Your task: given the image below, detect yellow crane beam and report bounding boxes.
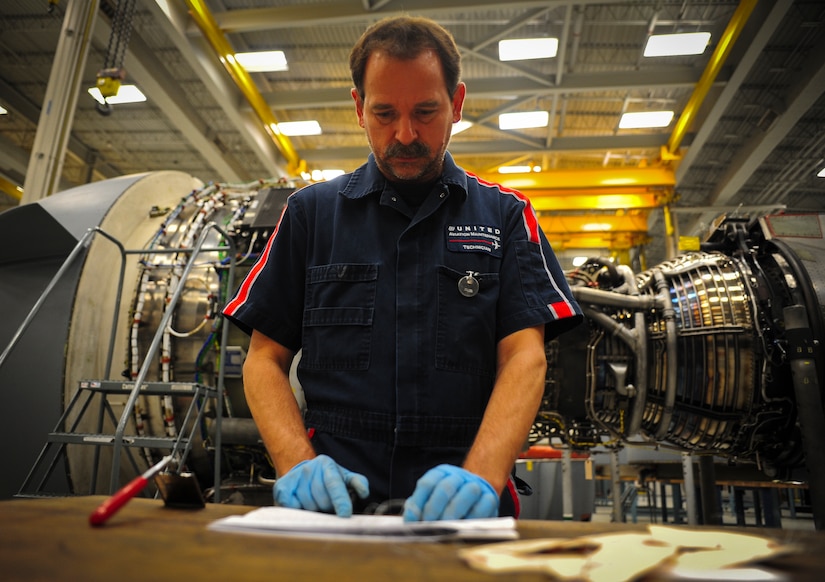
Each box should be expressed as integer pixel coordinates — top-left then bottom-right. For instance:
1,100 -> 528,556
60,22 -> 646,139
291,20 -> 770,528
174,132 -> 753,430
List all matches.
539,212 -> 651,251
185,0 -> 305,177
665,0 -> 758,158
0,175 -> 23,201
485,166 -> 675,192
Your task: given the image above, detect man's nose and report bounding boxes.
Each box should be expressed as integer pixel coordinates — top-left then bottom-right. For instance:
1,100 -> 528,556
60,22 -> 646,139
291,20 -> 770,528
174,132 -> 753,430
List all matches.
395,117 -> 418,145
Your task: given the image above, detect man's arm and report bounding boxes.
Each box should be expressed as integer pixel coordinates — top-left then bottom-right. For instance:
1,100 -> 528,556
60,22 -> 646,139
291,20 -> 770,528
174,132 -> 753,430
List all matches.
243,330 -> 370,515
462,324 -> 547,493
243,329 -> 314,476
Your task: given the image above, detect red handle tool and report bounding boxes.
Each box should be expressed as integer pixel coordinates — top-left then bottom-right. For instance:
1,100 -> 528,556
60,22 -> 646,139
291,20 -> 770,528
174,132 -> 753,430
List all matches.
88,455 -> 173,526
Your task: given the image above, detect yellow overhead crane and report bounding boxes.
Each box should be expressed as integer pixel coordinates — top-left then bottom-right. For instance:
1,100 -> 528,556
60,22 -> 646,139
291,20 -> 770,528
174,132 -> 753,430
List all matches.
482,0 -> 757,259
477,166 -> 675,254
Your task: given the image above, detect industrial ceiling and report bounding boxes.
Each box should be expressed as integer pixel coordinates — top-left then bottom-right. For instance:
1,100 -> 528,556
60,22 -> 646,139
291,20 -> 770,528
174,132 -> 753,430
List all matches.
0,0 -> 823,267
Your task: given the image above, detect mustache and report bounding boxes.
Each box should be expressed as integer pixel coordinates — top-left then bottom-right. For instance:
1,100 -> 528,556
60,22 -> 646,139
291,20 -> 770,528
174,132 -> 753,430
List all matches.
384,141 -> 430,158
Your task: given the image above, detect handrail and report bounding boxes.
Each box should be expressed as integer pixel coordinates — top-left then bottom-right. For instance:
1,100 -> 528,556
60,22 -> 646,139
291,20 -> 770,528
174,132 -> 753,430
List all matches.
3,222 -> 235,503
0,227 -> 98,371
109,222 -> 235,500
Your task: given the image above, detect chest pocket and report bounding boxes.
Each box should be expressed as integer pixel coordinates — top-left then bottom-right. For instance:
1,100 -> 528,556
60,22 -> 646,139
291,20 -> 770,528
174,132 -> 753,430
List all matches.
301,263 -> 378,370
435,265 -> 499,377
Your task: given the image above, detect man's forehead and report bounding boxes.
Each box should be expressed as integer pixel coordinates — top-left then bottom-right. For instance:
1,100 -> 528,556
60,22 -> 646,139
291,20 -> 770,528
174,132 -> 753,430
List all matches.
361,50 -> 449,104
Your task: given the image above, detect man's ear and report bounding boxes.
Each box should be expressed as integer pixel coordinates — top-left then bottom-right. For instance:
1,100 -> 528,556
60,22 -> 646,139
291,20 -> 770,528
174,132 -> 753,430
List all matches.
351,88 -> 365,128
452,82 -> 467,123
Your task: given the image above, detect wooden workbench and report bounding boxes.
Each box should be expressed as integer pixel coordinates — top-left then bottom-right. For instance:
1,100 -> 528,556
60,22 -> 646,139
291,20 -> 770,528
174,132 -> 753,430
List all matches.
1,495 -> 823,581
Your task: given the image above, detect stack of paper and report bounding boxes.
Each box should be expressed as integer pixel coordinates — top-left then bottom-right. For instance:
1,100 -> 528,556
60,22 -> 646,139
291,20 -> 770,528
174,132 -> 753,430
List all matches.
208,506 -> 518,543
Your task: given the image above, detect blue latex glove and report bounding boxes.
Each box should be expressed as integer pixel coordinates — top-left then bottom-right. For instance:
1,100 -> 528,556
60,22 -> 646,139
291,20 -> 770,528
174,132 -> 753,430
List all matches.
274,455 -> 369,517
402,464 -> 499,522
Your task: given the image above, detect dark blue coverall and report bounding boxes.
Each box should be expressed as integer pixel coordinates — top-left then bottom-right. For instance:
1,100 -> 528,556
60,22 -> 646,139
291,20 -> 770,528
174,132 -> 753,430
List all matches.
224,152 -> 582,515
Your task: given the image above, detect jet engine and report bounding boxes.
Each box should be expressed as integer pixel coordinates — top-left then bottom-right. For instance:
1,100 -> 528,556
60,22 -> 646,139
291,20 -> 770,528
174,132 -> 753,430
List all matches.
1,174 -> 822,520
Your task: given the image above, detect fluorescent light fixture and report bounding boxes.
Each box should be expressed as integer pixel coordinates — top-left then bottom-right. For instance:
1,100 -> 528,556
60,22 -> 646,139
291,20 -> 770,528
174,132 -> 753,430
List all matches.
601,177 -> 636,186
451,120 -> 472,135
582,223 -> 613,232
311,169 -> 345,181
88,85 -> 147,105
235,50 -> 288,72
817,167 -> 825,178
0,104 -> 7,115
619,110 -> 674,129
499,111 -> 549,130
498,38 -> 559,61
498,165 -> 533,174
644,32 -> 711,57
274,120 -> 322,136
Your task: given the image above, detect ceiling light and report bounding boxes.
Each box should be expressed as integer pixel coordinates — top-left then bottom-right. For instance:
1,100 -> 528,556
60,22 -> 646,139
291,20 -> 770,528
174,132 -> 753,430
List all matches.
451,120 -> 472,135
499,111 -> 549,130
498,165 -> 533,174
619,110 -> 674,129
88,85 -> 147,105
817,167 -> 825,178
235,50 -> 288,72
311,169 -> 345,181
644,32 -> 711,57
274,120 -> 322,136
0,105 -> 7,115
498,38 -> 559,61
582,223 -> 613,232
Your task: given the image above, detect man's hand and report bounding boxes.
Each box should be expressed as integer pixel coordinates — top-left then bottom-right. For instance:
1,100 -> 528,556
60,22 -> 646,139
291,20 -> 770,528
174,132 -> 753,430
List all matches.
402,464 -> 499,521
274,455 -> 369,517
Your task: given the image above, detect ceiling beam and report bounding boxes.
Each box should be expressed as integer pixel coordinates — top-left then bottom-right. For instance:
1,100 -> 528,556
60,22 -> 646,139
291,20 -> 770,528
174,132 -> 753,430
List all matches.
261,68 -> 716,111
0,134 -> 34,187
684,21 -> 825,236
0,75 -> 120,184
200,0 -> 630,34
674,0 -> 793,184
301,133 -> 682,164
94,15 -> 247,183
145,0 -> 286,178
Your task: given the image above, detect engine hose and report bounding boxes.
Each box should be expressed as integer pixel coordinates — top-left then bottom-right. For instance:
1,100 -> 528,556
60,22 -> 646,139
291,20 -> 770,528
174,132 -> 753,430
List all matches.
653,269 -> 678,440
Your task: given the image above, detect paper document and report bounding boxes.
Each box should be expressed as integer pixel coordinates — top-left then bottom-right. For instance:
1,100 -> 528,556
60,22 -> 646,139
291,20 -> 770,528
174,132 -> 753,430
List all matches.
208,506 -> 518,542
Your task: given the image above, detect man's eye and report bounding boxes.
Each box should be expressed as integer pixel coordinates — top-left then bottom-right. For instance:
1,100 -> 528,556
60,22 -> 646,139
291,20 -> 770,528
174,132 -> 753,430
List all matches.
375,111 -> 394,120
417,110 -> 437,118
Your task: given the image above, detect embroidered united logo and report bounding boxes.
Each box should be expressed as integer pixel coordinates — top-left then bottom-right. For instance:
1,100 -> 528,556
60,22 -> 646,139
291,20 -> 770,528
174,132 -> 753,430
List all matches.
446,225 -> 502,256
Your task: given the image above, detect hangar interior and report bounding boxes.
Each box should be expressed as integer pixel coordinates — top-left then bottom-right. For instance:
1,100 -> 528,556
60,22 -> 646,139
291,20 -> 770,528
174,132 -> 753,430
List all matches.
0,0 -> 824,535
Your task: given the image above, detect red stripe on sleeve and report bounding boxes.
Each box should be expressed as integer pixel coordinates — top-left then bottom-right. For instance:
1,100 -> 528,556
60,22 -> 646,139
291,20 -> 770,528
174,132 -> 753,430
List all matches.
468,172 -> 540,244
549,301 -> 576,320
223,202 -> 289,315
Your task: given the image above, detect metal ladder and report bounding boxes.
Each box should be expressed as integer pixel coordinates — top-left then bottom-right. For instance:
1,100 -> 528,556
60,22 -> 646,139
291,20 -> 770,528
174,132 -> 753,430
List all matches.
9,223 -> 236,502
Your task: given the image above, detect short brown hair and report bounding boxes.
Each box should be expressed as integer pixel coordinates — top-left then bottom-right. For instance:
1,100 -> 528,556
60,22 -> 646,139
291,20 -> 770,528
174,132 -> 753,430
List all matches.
349,16 -> 462,101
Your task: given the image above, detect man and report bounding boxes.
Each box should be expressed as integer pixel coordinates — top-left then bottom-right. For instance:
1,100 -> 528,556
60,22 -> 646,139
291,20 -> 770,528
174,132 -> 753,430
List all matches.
223,15 -> 582,522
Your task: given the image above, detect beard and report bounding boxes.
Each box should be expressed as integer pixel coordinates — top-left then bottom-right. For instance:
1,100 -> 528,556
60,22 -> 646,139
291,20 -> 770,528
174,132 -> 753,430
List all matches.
373,140 -> 446,183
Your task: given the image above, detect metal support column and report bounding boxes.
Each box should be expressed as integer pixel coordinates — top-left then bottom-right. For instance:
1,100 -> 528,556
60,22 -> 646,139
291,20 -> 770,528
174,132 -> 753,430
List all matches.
610,448 -> 624,523
681,452 -> 698,525
22,0 -> 100,203
671,484 -> 684,523
698,455 -> 722,525
733,487 -> 746,525
562,446 -> 573,521
660,482 -> 669,523
761,488 -> 783,528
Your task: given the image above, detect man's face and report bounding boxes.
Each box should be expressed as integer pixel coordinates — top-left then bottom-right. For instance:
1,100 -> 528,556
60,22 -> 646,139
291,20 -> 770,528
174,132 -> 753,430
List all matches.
352,49 -> 466,183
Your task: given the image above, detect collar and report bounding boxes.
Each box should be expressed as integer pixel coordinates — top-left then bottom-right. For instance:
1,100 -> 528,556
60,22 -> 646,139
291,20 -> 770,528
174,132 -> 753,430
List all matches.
339,152 -> 468,202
